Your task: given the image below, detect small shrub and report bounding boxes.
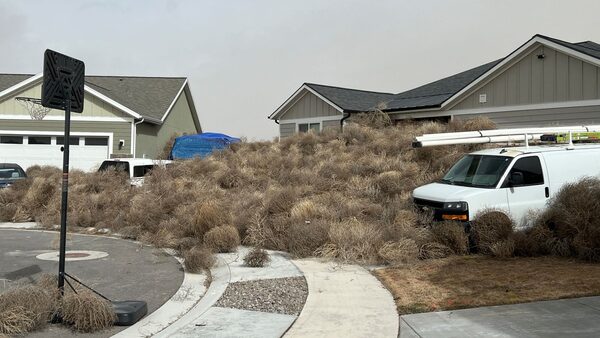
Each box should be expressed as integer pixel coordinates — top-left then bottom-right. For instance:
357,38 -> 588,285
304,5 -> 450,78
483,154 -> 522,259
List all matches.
490,239 -> 515,258
431,221 -> 469,255
419,242 -> 453,259
61,290 -> 116,332
318,220 -> 383,263
203,225 -> 240,252
243,248 -> 270,267
449,116 -> 496,132
287,221 -> 329,257
470,211 -> 514,254
378,239 -> 419,265
193,201 -> 231,235
183,246 -> 215,272
0,285 -> 56,335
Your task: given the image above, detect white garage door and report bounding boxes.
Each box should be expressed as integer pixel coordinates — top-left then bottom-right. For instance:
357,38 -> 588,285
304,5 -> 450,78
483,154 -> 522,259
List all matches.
0,134 -> 110,171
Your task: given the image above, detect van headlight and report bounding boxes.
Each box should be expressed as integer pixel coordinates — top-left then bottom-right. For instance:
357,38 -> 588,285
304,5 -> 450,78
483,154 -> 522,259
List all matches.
441,202 -> 469,221
442,202 -> 468,212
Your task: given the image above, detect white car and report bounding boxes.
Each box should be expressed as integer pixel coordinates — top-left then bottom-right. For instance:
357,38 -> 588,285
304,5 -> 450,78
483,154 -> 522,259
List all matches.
98,158 -> 172,186
412,144 -> 600,228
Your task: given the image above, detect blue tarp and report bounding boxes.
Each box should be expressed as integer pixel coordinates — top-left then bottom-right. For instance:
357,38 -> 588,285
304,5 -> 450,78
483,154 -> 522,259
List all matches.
169,132 -> 241,160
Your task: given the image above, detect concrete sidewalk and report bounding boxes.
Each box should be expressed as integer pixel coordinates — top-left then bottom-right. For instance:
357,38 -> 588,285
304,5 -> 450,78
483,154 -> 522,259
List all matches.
285,259 -> 398,338
154,247 -> 303,338
400,296 -> 600,337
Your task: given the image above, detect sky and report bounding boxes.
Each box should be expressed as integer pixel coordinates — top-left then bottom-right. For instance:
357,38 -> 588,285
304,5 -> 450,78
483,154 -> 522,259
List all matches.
1,0 -> 600,140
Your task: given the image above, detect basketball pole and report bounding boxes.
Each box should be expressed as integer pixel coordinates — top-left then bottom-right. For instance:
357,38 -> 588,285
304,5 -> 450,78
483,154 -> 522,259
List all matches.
57,84 -> 72,294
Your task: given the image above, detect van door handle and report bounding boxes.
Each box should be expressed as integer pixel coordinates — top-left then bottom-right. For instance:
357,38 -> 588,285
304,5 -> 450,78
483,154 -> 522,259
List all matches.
545,187 -> 549,198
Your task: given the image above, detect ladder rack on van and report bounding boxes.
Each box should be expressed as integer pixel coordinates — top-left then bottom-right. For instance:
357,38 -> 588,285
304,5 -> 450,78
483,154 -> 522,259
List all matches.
412,125 -> 600,148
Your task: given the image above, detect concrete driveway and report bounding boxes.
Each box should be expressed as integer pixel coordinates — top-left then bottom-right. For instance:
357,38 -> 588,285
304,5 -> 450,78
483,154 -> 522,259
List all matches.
0,229 -> 183,338
400,296 -> 600,337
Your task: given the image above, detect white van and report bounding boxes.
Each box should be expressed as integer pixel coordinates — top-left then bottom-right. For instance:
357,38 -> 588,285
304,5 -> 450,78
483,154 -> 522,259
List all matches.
412,144 -> 600,227
98,158 -> 172,186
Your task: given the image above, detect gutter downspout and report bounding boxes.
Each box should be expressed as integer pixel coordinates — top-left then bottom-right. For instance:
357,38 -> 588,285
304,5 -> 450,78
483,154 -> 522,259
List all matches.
340,111 -> 351,129
133,118 -> 144,158
275,119 -> 280,125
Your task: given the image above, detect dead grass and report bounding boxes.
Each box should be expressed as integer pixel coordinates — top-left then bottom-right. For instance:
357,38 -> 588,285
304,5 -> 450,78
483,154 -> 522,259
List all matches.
13,117 -> 596,265
375,255 -> 600,314
0,285 -> 56,335
61,290 -> 116,333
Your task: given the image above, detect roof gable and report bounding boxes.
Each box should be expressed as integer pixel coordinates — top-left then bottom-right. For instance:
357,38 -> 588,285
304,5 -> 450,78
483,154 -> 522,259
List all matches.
439,35 -> 600,111
0,73 -> 188,124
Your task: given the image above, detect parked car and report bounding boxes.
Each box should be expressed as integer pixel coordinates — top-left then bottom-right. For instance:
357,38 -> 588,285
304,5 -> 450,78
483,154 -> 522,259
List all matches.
412,144 -> 600,228
0,163 -> 27,188
98,158 -> 172,186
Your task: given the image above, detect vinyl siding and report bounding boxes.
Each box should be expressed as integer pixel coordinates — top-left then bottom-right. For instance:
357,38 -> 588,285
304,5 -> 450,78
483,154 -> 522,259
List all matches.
279,123 -> 295,138
0,120 -> 132,155
135,90 -> 199,158
451,45 -> 600,110
453,105 -> 600,128
0,81 -> 130,119
279,91 -> 341,120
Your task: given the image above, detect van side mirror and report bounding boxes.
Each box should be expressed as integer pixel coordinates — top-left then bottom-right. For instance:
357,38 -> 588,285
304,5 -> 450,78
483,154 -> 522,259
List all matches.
509,172 -> 524,186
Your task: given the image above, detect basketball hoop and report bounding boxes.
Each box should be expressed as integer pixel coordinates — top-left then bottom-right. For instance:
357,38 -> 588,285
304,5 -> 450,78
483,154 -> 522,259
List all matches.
15,97 -> 52,120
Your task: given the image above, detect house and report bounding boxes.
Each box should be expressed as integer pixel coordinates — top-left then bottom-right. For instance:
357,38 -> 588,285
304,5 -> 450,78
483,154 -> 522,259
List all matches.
0,74 -> 201,170
269,34 -> 600,138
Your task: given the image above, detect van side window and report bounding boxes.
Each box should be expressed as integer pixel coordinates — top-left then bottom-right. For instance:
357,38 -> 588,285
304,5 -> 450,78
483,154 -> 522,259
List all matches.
133,165 -> 155,178
508,156 -> 544,186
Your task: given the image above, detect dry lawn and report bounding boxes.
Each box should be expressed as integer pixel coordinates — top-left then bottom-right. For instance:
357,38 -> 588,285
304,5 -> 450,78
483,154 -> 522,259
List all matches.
375,255 -> 600,315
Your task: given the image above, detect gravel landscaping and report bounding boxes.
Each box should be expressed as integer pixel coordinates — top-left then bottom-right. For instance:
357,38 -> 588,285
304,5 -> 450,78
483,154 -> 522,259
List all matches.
215,277 -> 307,315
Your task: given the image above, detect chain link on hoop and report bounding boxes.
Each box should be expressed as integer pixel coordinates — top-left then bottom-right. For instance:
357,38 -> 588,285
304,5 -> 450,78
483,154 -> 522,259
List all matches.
15,97 -> 52,120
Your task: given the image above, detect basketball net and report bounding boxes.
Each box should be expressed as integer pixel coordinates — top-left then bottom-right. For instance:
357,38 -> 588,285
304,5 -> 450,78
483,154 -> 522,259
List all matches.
15,97 -> 51,120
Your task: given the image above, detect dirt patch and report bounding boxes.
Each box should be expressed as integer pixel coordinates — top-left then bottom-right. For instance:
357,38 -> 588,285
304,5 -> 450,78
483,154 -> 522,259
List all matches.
374,255 -> 600,315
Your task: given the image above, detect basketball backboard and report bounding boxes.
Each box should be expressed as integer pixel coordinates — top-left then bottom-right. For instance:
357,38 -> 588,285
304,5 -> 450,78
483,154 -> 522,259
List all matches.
41,49 -> 85,113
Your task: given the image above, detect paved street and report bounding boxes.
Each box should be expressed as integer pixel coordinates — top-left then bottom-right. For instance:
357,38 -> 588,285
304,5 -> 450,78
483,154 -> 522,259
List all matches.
0,229 -> 183,338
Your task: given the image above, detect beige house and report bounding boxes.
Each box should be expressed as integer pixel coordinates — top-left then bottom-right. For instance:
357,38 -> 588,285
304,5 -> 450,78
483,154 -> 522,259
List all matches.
0,73 -> 201,170
270,34 -> 600,137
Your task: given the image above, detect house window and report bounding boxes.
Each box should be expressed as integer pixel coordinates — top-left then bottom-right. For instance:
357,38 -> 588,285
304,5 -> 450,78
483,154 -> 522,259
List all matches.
298,123 -> 320,133
85,137 -> 109,146
56,137 -> 80,145
28,136 -> 51,145
0,136 -> 23,144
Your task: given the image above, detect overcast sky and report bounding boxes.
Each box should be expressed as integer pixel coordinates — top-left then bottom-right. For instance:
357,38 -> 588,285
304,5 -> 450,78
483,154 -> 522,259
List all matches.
1,0 -> 600,140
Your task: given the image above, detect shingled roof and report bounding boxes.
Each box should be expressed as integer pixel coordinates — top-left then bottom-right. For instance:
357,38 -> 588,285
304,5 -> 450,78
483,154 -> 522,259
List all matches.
0,73 -> 187,123
382,59 -> 502,111
84,76 -> 186,121
0,74 -> 34,92
272,34 -> 600,119
305,83 -> 395,112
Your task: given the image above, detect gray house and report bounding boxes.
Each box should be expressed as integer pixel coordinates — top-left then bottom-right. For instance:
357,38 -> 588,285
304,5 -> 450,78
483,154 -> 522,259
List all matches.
269,34 -> 600,138
0,73 -> 201,170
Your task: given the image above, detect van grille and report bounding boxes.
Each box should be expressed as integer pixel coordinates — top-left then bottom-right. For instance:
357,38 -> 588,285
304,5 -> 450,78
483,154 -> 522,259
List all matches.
413,198 -> 444,210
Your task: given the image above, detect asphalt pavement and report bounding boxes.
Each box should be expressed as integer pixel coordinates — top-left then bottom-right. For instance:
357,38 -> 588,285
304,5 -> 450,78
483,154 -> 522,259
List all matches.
0,228 -> 183,338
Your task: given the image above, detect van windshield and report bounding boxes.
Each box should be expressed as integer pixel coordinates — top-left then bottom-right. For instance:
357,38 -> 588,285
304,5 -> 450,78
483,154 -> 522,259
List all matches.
440,155 -> 512,188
